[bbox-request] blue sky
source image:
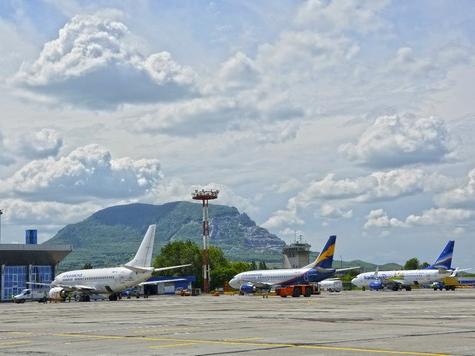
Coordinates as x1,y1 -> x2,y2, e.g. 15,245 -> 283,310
0,0 -> 474,267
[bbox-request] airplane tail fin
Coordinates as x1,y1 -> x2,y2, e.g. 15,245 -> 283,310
125,225 -> 156,268
304,235 -> 336,269
429,240 -> 454,270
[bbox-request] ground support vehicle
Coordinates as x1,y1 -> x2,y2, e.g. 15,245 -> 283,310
275,285 -> 314,298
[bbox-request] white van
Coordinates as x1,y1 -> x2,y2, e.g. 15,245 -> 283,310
13,288 -> 48,303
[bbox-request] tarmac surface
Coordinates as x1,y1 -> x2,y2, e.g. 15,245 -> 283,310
1,289 -> 475,355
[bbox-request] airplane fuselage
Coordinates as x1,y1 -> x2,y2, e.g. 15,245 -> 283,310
53,267 -> 153,294
229,267 -> 334,290
352,269 -> 451,288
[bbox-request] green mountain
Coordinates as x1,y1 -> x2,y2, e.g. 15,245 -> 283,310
45,201 -> 286,270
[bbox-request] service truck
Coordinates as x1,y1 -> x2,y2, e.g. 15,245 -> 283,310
318,278 -> 343,292
13,288 -> 48,303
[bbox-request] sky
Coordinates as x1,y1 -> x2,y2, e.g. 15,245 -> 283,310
0,0 -> 474,267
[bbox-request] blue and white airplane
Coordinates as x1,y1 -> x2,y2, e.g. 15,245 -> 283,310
229,235 -> 358,294
351,240 -> 469,291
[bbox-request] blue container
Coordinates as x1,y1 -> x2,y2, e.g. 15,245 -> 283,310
25,229 -> 37,245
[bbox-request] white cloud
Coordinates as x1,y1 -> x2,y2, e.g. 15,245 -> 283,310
1,198 -> 100,225
271,178 -> 303,194
303,169 -> 430,203
0,144 -> 162,202
12,14 -> 197,109
435,168 -> 475,209
216,51 -> 259,91
263,168 -> 438,229
261,206 -> 303,230
364,208 -> 474,229
405,208 -> 474,226
319,204 -> 353,219
132,97 -> 245,135
340,114 -> 453,168
364,209 -> 405,229
294,0 -> 389,35
10,128 -> 63,159
0,132 -> 15,166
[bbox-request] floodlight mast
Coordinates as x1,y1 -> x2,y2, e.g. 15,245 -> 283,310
192,189 -> 219,293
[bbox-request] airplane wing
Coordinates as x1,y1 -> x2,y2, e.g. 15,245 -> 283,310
450,267 -> 472,277
335,267 -> 360,273
387,279 -> 405,285
154,264 -> 191,272
139,278 -> 186,286
27,281 -> 97,293
56,284 -> 97,292
26,282 -> 51,287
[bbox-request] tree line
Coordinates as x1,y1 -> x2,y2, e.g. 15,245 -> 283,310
152,240 -> 269,290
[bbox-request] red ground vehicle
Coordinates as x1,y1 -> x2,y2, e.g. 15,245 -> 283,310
275,285 -> 314,298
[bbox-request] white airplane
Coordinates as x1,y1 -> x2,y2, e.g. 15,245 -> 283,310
351,240 -> 469,291
229,235 -> 358,294
30,225 -> 190,301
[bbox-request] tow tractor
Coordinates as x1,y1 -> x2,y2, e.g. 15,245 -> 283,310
275,284 -> 317,298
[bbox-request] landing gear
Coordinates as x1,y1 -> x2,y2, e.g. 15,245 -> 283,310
404,286 -> 412,291
109,293 -> 119,301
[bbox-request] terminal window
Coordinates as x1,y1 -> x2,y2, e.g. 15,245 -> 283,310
2,266 -> 27,300
31,266 -> 53,289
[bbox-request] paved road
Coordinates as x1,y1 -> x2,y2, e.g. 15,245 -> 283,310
1,289 -> 474,355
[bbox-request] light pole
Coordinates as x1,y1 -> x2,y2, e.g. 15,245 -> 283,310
192,189 -> 219,293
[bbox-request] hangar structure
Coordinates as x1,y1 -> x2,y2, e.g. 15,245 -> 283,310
0,230 -> 72,301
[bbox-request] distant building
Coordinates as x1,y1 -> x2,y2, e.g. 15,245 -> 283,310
282,237 -> 313,268
0,230 -> 72,301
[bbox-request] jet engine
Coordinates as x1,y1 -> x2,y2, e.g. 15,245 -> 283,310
48,287 -> 67,301
239,283 -> 256,294
369,280 -> 383,290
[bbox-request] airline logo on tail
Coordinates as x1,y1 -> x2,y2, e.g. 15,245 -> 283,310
314,235 -> 336,269
429,240 -> 454,270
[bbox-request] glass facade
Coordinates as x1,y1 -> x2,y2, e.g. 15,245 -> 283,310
1,265 -> 54,301
31,265 -> 53,290
2,266 -> 27,301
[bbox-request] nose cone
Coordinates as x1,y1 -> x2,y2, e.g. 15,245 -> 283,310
351,277 -> 360,287
229,277 -> 239,290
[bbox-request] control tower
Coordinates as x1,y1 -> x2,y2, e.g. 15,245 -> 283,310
282,235 -> 311,268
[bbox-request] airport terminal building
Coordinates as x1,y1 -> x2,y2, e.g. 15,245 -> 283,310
0,230 -> 72,301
